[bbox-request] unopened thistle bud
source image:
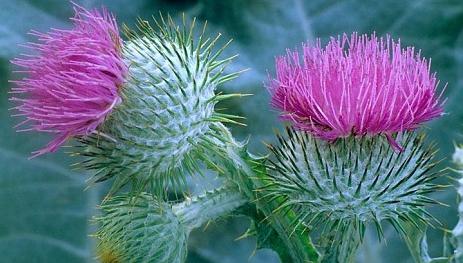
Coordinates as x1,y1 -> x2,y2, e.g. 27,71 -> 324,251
95,194 -> 188,263
95,187 -> 246,263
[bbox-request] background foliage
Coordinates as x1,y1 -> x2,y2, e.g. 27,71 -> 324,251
1,0 -> 462,262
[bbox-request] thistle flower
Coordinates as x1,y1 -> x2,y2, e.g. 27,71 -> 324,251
76,16 -> 244,195
10,4 -> 126,157
268,33 -> 443,150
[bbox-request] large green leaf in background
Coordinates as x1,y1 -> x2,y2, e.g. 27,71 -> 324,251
1,0 -> 462,262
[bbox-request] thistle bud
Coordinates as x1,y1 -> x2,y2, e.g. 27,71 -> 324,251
95,194 -> 188,263
95,187 -> 246,263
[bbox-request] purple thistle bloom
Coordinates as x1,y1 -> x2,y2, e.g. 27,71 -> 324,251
269,33 -> 444,150
10,4 -> 126,157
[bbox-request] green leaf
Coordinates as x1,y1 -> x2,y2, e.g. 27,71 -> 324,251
237,205 -> 301,263
0,148 -> 98,263
235,149 -> 320,263
401,225 -> 452,263
400,219 -> 432,263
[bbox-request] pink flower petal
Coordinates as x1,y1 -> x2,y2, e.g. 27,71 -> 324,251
268,33 -> 444,149
10,3 -> 127,157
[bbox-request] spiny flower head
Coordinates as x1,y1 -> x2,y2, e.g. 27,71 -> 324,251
95,194 -> 188,263
10,4 -> 126,157
264,128 -> 441,243
268,33 -> 444,150
76,16 -> 244,196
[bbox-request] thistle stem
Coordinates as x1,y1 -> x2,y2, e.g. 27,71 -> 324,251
172,186 -> 247,231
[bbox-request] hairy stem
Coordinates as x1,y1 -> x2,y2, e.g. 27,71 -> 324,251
172,186 -> 247,231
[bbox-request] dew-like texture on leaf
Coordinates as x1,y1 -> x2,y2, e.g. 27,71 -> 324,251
1,0 -> 462,263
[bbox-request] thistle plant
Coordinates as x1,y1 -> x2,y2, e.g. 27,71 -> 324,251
9,3 -> 462,263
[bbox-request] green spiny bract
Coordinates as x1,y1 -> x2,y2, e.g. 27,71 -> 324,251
74,15 -> 245,196
95,194 -> 188,263
264,128 -> 441,242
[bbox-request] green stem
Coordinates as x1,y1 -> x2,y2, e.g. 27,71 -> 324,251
172,186 -> 247,231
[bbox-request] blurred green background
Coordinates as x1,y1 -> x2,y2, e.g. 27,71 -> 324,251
1,0 -> 463,262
